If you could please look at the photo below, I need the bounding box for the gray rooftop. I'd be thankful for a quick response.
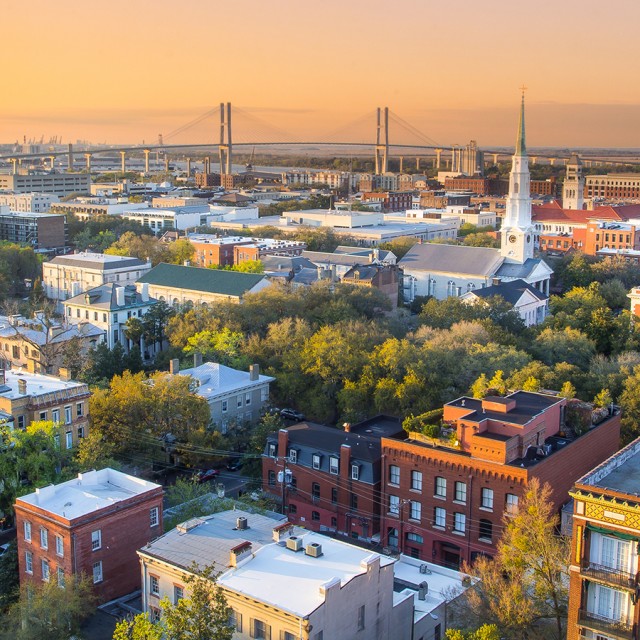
[495,258,544,279]
[577,438,640,498]
[47,253,148,271]
[399,243,504,277]
[138,509,292,572]
[65,283,155,310]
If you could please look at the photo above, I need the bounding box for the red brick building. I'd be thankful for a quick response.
[14,468,163,602]
[380,392,621,569]
[567,438,640,640]
[262,417,404,542]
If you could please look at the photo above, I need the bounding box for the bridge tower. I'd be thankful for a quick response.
[374,107,389,175]
[67,143,74,172]
[219,102,233,176]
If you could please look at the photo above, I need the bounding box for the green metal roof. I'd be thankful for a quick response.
[137,263,266,297]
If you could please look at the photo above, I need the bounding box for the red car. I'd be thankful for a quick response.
[194,469,219,483]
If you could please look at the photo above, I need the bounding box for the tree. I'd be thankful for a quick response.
[183,328,247,369]
[143,301,175,353]
[0,541,19,612]
[113,613,163,640]
[446,625,500,640]
[464,478,569,639]
[159,564,233,640]
[2,576,95,640]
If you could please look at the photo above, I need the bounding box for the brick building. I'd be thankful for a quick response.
[567,438,640,640]
[380,392,621,569]
[585,174,640,200]
[194,172,221,188]
[0,207,67,251]
[262,417,404,542]
[14,468,163,602]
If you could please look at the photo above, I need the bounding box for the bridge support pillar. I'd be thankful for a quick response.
[416,157,420,171]
[10,158,17,175]
[143,149,150,174]
[120,151,126,174]
[164,154,170,172]
[204,157,210,174]
[493,153,499,165]
[549,158,555,166]
[435,148,442,169]
[399,156,403,172]
[67,143,73,172]
[49,156,56,171]
[531,156,537,165]
[84,154,92,172]
[186,157,191,175]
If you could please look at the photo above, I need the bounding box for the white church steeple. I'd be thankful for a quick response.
[501,89,535,264]
[562,153,584,210]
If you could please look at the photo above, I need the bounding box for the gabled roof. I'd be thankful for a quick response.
[496,258,550,280]
[302,250,371,267]
[342,265,381,281]
[462,278,547,305]
[137,263,267,297]
[291,267,321,286]
[532,202,629,224]
[261,255,315,274]
[65,283,155,310]
[399,243,504,277]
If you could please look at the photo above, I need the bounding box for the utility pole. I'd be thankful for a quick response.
[278,456,292,515]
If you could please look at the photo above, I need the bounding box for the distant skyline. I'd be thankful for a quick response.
[3,0,640,148]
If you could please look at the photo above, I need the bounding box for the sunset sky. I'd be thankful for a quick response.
[3,0,640,148]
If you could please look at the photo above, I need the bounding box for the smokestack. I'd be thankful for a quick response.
[193,352,203,368]
[115,287,125,307]
[170,358,180,375]
[250,364,259,381]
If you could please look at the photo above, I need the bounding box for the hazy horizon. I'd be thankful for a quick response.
[3,0,640,148]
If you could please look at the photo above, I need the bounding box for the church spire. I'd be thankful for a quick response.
[515,86,527,156]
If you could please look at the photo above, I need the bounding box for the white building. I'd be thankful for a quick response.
[49,198,147,220]
[174,360,274,431]
[63,283,156,351]
[460,278,548,326]
[400,94,553,302]
[0,192,59,213]
[138,510,472,640]
[122,204,212,234]
[43,253,152,306]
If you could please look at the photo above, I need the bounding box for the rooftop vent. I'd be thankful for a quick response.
[286,536,303,552]
[418,581,429,600]
[177,517,205,534]
[236,516,248,530]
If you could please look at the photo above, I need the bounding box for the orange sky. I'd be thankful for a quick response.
[3,0,640,148]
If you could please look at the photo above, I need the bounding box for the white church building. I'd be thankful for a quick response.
[400,92,553,303]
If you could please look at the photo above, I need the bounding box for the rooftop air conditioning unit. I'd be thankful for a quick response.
[419,564,431,574]
[305,542,323,558]
[286,536,303,552]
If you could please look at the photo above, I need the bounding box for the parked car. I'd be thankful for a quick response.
[280,408,305,422]
[226,458,243,472]
[194,469,219,483]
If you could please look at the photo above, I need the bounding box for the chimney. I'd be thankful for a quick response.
[170,358,180,375]
[272,522,295,543]
[115,286,125,307]
[343,422,351,433]
[229,542,252,567]
[140,282,149,302]
[249,364,259,381]
[492,277,501,287]
[0,368,4,385]
[58,367,72,381]
[18,379,27,395]
[193,352,203,368]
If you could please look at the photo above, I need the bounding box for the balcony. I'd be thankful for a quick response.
[581,561,638,591]
[578,609,634,640]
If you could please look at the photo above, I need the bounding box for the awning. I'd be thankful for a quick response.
[586,523,640,542]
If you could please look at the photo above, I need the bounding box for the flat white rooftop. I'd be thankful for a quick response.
[218,531,394,617]
[0,368,88,400]
[16,468,161,521]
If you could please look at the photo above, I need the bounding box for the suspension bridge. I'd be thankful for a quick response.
[0,103,635,173]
